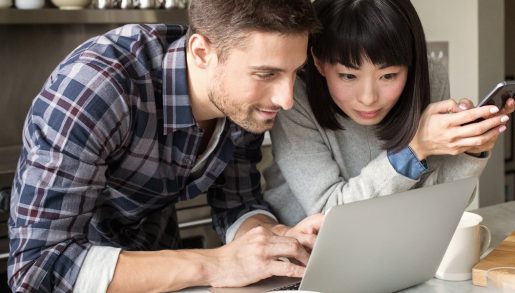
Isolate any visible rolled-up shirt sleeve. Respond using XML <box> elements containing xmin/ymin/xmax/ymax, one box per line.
<box><xmin>8</xmin><ymin>60</ymin><xmax>130</xmax><ymax>292</ymax></box>
<box><xmin>387</xmin><ymin>146</ymin><xmax>428</xmax><ymax>180</ymax></box>
<box><xmin>224</xmin><ymin>210</ymin><xmax>277</xmax><ymax>243</ymax></box>
<box><xmin>73</xmin><ymin>246</ymin><xmax>121</xmax><ymax>293</ymax></box>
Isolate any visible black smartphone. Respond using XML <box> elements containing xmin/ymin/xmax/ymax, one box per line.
<box><xmin>476</xmin><ymin>81</ymin><xmax>515</xmax><ymax>108</ymax></box>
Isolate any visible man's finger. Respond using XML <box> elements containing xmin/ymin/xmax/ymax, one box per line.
<box><xmin>270</xmin><ymin>233</ymin><xmax>315</xmax><ymax>250</ymax></box>
<box><xmin>292</xmin><ymin>233</ymin><xmax>317</xmax><ymax>251</ymax></box>
<box><xmin>295</xmin><ymin>213</ymin><xmax>325</xmax><ymax>234</ymax></box>
<box><xmin>267</xmin><ymin>259</ymin><xmax>306</xmax><ymax>278</ymax></box>
<box><xmin>266</xmin><ymin>238</ymin><xmax>310</xmax><ymax>266</ymax></box>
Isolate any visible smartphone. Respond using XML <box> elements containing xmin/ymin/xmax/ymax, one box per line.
<box><xmin>476</xmin><ymin>81</ymin><xmax>515</xmax><ymax>108</ymax></box>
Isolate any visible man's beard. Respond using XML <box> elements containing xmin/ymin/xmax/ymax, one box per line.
<box><xmin>207</xmin><ymin>85</ymin><xmax>275</xmax><ymax>134</ymax></box>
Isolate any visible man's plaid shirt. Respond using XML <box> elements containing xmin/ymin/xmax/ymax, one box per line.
<box><xmin>8</xmin><ymin>24</ymin><xmax>271</xmax><ymax>292</ymax></box>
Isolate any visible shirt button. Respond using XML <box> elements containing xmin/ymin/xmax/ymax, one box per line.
<box><xmin>183</xmin><ymin>158</ymin><xmax>193</xmax><ymax>165</ymax></box>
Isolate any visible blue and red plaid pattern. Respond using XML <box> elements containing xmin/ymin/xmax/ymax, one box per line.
<box><xmin>8</xmin><ymin>24</ymin><xmax>270</xmax><ymax>292</ymax></box>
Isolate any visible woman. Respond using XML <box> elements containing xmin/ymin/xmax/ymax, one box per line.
<box><xmin>264</xmin><ymin>0</ymin><xmax>514</xmax><ymax>226</ymax></box>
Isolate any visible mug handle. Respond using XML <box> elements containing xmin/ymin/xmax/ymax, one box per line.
<box><xmin>479</xmin><ymin>224</ymin><xmax>492</xmax><ymax>259</ymax></box>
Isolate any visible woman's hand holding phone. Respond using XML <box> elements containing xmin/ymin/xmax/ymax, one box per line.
<box><xmin>409</xmin><ymin>98</ymin><xmax>514</xmax><ymax>160</ymax></box>
<box><xmin>456</xmin><ymin>97</ymin><xmax>515</xmax><ymax>156</ymax></box>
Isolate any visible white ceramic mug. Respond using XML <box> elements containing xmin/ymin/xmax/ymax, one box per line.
<box><xmin>435</xmin><ymin>211</ymin><xmax>491</xmax><ymax>281</ymax></box>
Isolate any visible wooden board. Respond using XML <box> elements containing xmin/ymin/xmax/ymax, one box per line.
<box><xmin>472</xmin><ymin>231</ymin><xmax>515</xmax><ymax>286</ymax></box>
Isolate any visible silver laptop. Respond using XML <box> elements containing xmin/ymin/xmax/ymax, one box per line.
<box><xmin>209</xmin><ymin>177</ymin><xmax>477</xmax><ymax>293</ymax></box>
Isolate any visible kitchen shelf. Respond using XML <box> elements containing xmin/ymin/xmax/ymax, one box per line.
<box><xmin>0</xmin><ymin>8</ymin><xmax>188</xmax><ymax>24</ymax></box>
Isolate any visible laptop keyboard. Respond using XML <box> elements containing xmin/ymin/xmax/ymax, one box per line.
<box><xmin>269</xmin><ymin>281</ymin><xmax>301</xmax><ymax>291</ymax></box>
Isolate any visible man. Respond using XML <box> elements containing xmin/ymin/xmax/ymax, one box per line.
<box><xmin>8</xmin><ymin>1</ymin><xmax>322</xmax><ymax>292</ymax></box>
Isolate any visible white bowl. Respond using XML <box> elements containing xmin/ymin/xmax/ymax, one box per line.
<box><xmin>15</xmin><ymin>0</ymin><xmax>44</xmax><ymax>9</ymax></box>
<box><xmin>51</xmin><ymin>0</ymin><xmax>90</xmax><ymax>9</ymax></box>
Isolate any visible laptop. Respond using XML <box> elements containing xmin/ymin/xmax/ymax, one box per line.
<box><xmin>208</xmin><ymin>177</ymin><xmax>477</xmax><ymax>293</ymax></box>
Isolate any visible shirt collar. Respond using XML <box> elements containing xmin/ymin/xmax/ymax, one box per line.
<box><xmin>162</xmin><ymin>35</ymin><xmax>195</xmax><ymax>134</ymax></box>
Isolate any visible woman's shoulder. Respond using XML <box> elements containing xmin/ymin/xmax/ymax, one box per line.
<box><xmin>292</xmin><ymin>77</ymin><xmax>313</xmax><ymax>113</ymax></box>
<box><xmin>274</xmin><ymin>77</ymin><xmax>322</xmax><ymax>131</ymax></box>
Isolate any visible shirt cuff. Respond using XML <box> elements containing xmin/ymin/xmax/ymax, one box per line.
<box><xmin>225</xmin><ymin>210</ymin><xmax>278</xmax><ymax>243</ymax></box>
<box><xmin>73</xmin><ymin>246</ymin><xmax>122</xmax><ymax>293</ymax></box>
<box><xmin>466</xmin><ymin>151</ymin><xmax>489</xmax><ymax>158</ymax></box>
<box><xmin>387</xmin><ymin>146</ymin><xmax>428</xmax><ymax>180</ymax></box>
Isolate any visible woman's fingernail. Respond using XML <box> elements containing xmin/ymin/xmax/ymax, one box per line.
<box><xmin>490</xmin><ymin>107</ymin><xmax>500</xmax><ymax>113</ymax></box>
<box><xmin>500</xmin><ymin>125</ymin><xmax>507</xmax><ymax>133</ymax></box>
<box><xmin>501</xmin><ymin>115</ymin><xmax>510</xmax><ymax>123</ymax></box>
<box><xmin>459</xmin><ymin>104</ymin><xmax>468</xmax><ymax>110</ymax></box>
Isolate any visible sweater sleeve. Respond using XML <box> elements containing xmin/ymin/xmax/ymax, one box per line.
<box><xmin>424</xmin><ymin>153</ymin><xmax>489</xmax><ymax>186</ymax></box>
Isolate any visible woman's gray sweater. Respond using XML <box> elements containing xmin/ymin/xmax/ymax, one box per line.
<box><xmin>263</xmin><ymin>61</ymin><xmax>489</xmax><ymax>226</ymax></box>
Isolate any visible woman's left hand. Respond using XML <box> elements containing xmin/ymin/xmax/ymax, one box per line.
<box><xmin>409</xmin><ymin>98</ymin><xmax>514</xmax><ymax>160</ymax></box>
<box><xmin>456</xmin><ymin>97</ymin><xmax>515</xmax><ymax>156</ymax></box>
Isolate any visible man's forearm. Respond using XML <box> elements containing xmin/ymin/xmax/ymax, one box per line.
<box><xmin>234</xmin><ymin>214</ymin><xmax>289</xmax><ymax>240</ymax></box>
<box><xmin>106</xmin><ymin>213</ymin><xmax>324</xmax><ymax>291</ymax></box>
<box><xmin>106</xmin><ymin>249</ymin><xmax>218</xmax><ymax>293</ymax></box>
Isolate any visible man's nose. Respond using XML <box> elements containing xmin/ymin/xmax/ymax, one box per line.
<box><xmin>271</xmin><ymin>77</ymin><xmax>295</xmax><ymax>110</ymax></box>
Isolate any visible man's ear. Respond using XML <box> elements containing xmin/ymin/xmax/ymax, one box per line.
<box><xmin>188</xmin><ymin>34</ymin><xmax>217</xmax><ymax>69</ymax></box>
<box><xmin>311</xmin><ymin>47</ymin><xmax>325</xmax><ymax>77</ymax></box>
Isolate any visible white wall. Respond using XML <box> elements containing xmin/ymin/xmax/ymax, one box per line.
<box><xmin>412</xmin><ymin>0</ymin><xmax>505</xmax><ymax>208</ymax></box>
<box><xmin>411</xmin><ymin>0</ymin><xmax>479</xmax><ymax>99</ymax></box>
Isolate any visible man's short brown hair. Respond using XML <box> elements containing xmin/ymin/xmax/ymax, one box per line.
<box><xmin>187</xmin><ymin>0</ymin><xmax>319</xmax><ymax>61</ymax></box>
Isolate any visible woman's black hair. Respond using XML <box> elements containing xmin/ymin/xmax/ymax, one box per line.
<box><xmin>305</xmin><ymin>0</ymin><xmax>430</xmax><ymax>151</ymax></box>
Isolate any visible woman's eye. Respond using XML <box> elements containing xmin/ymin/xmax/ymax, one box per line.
<box><xmin>382</xmin><ymin>73</ymin><xmax>398</xmax><ymax>80</ymax></box>
<box><xmin>338</xmin><ymin>73</ymin><xmax>356</xmax><ymax>80</ymax></box>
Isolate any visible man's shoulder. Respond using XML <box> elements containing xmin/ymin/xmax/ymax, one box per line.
<box><xmin>62</xmin><ymin>24</ymin><xmax>187</xmax><ymax>72</ymax></box>
<box><xmin>107</xmin><ymin>24</ymin><xmax>187</xmax><ymax>47</ymax></box>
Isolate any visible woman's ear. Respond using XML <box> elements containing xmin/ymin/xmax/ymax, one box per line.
<box><xmin>188</xmin><ymin>33</ymin><xmax>217</xmax><ymax>69</ymax></box>
<box><xmin>311</xmin><ymin>47</ymin><xmax>325</xmax><ymax>77</ymax></box>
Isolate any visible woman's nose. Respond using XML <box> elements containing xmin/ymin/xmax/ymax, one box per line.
<box><xmin>357</xmin><ymin>83</ymin><xmax>379</xmax><ymax>106</ymax></box>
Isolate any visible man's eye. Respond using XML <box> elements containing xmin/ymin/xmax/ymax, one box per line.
<box><xmin>256</xmin><ymin>73</ymin><xmax>275</xmax><ymax>80</ymax></box>
<box><xmin>338</xmin><ymin>73</ymin><xmax>356</xmax><ymax>80</ymax></box>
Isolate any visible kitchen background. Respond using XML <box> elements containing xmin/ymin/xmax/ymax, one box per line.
<box><xmin>0</xmin><ymin>0</ymin><xmax>512</xmax><ymax>291</ymax></box>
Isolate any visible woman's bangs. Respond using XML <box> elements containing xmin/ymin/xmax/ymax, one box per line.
<box><xmin>328</xmin><ymin>4</ymin><xmax>414</xmax><ymax>68</ymax></box>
